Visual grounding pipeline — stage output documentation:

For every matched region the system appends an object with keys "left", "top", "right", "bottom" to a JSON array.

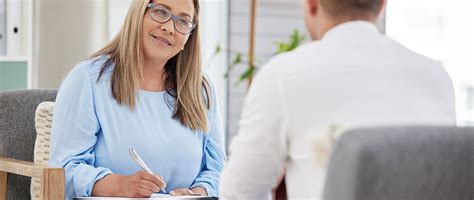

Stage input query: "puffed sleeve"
[
  {"left": 49, "top": 61, "right": 112, "bottom": 199},
  {"left": 190, "top": 76, "right": 227, "bottom": 197}
]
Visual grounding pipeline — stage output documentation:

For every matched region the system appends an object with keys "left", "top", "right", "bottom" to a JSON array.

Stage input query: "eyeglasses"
[{"left": 147, "top": 3, "right": 197, "bottom": 35}]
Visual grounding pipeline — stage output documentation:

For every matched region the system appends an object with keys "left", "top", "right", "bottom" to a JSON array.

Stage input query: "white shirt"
[{"left": 219, "top": 21, "right": 456, "bottom": 200}]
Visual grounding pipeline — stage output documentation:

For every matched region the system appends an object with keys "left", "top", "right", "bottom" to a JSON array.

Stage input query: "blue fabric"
[{"left": 49, "top": 56, "right": 226, "bottom": 199}]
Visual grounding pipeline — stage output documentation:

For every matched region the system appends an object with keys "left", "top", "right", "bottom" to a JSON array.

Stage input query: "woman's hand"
[
  {"left": 120, "top": 171, "right": 166, "bottom": 197},
  {"left": 92, "top": 171, "right": 166, "bottom": 198},
  {"left": 169, "top": 188, "right": 195, "bottom": 196},
  {"left": 170, "top": 186, "right": 207, "bottom": 196}
]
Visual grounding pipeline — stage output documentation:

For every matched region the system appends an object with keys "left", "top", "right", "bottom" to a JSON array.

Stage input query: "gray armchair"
[
  {"left": 0, "top": 89, "right": 64, "bottom": 200},
  {"left": 323, "top": 126, "right": 474, "bottom": 200}
]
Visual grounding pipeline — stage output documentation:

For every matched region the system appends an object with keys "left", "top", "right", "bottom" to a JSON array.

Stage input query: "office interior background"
[{"left": 0, "top": 0, "right": 472, "bottom": 150}]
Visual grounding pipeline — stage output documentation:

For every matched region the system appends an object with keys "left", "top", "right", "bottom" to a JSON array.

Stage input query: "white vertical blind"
[{"left": 226, "top": 0, "right": 306, "bottom": 147}]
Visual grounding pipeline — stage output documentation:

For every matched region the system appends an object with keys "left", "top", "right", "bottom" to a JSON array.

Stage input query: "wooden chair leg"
[
  {"left": 40, "top": 169, "right": 64, "bottom": 200},
  {"left": 0, "top": 171, "right": 7, "bottom": 200}
]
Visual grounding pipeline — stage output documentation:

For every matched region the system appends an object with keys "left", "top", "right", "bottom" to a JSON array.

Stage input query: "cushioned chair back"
[
  {"left": 0, "top": 89, "right": 57, "bottom": 200},
  {"left": 323, "top": 126, "right": 474, "bottom": 200}
]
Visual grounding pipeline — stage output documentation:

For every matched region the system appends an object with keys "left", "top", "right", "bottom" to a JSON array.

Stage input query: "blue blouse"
[{"left": 49, "top": 56, "right": 226, "bottom": 199}]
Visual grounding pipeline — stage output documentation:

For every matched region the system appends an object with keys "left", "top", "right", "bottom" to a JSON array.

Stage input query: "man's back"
[
  {"left": 220, "top": 21, "right": 455, "bottom": 200},
  {"left": 272, "top": 20, "right": 455, "bottom": 197},
  {"left": 278, "top": 21, "right": 454, "bottom": 130}
]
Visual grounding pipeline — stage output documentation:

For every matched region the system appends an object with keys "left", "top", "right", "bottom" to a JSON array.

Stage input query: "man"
[{"left": 219, "top": 0, "right": 456, "bottom": 199}]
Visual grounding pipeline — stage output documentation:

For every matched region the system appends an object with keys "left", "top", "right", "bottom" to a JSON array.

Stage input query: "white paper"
[
  {"left": 151, "top": 193, "right": 207, "bottom": 199},
  {"left": 150, "top": 193, "right": 171, "bottom": 198}
]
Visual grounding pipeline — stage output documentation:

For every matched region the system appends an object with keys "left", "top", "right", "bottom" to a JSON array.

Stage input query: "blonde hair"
[{"left": 90, "top": 0, "right": 211, "bottom": 132}]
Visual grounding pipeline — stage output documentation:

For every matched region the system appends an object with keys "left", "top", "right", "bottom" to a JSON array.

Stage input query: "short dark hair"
[{"left": 321, "top": 0, "right": 383, "bottom": 19}]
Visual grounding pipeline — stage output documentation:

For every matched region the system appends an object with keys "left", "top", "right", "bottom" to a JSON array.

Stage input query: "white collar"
[{"left": 321, "top": 20, "right": 381, "bottom": 42}]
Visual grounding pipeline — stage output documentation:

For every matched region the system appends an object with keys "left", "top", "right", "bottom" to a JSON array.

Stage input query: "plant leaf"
[
  {"left": 214, "top": 43, "right": 222, "bottom": 55},
  {"left": 238, "top": 66, "right": 255, "bottom": 82},
  {"left": 274, "top": 29, "right": 306, "bottom": 55},
  {"left": 232, "top": 53, "right": 242, "bottom": 65}
]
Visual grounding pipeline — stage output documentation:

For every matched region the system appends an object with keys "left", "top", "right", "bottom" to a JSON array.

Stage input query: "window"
[{"left": 386, "top": 0, "right": 474, "bottom": 125}]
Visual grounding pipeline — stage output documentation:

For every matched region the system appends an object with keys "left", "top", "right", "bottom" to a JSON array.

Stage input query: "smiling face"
[{"left": 142, "top": 0, "right": 195, "bottom": 64}]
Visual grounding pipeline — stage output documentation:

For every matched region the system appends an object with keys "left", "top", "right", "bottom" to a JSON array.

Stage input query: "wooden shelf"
[{"left": 0, "top": 56, "right": 28, "bottom": 62}]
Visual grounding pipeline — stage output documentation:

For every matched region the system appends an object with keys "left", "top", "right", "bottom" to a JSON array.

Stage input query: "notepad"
[
  {"left": 151, "top": 193, "right": 207, "bottom": 199},
  {"left": 151, "top": 193, "right": 170, "bottom": 198},
  {"left": 74, "top": 194, "right": 216, "bottom": 199}
]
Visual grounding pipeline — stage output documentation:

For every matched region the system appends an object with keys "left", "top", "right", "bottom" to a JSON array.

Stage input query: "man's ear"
[{"left": 306, "top": 0, "right": 319, "bottom": 16}]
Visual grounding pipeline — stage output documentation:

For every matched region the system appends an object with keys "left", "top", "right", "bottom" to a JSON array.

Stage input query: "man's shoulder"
[
  {"left": 383, "top": 38, "right": 434, "bottom": 62},
  {"left": 259, "top": 41, "right": 323, "bottom": 75},
  {"left": 384, "top": 37, "right": 448, "bottom": 75}
]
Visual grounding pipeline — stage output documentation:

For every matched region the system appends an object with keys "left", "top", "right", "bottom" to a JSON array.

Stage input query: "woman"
[{"left": 49, "top": 0, "right": 225, "bottom": 199}]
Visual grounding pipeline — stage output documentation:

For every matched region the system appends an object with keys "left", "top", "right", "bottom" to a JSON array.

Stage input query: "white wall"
[
  {"left": 33, "top": 0, "right": 108, "bottom": 88},
  {"left": 107, "top": 0, "right": 130, "bottom": 40},
  {"left": 199, "top": 0, "right": 229, "bottom": 132}
]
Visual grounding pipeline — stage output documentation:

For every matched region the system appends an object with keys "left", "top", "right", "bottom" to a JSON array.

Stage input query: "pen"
[{"left": 129, "top": 147, "right": 167, "bottom": 193}]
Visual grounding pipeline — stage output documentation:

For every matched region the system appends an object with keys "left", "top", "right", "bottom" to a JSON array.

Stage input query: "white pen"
[{"left": 129, "top": 147, "right": 167, "bottom": 193}]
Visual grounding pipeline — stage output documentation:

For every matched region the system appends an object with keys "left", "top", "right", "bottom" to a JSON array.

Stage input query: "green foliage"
[
  {"left": 275, "top": 30, "right": 306, "bottom": 55},
  {"left": 239, "top": 64, "right": 256, "bottom": 82},
  {"left": 213, "top": 29, "right": 306, "bottom": 85},
  {"left": 214, "top": 45, "right": 222, "bottom": 54}
]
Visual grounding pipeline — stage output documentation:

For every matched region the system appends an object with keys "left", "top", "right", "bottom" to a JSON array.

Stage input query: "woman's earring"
[{"left": 181, "top": 47, "right": 184, "bottom": 51}]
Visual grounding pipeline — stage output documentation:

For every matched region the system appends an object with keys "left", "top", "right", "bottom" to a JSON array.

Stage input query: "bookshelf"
[{"left": 0, "top": 0, "right": 32, "bottom": 91}]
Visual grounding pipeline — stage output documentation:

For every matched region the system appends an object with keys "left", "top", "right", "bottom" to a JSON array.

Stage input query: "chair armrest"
[
  {"left": 0, "top": 156, "right": 53, "bottom": 178},
  {"left": 0, "top": 156, "right": 64, "bottom": 200}
]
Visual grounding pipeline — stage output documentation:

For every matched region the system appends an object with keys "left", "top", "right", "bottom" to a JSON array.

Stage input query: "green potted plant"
[{"left": 212, "top": 29, "right": 306, "bottom": 86}]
